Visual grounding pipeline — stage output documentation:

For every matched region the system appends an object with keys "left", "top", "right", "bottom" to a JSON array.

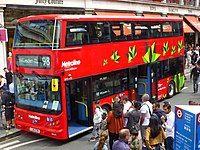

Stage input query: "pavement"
[{"left": 0, "top": 68, "right": 191, "bottom": 142}]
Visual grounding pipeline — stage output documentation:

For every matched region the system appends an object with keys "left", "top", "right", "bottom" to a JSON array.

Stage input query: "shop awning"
[
  {"left": 168, "top": 15, "right": 194, "bottom": 33},
  {"left": 95, "top": 12, "right": 135, "bottom": 16},
  {"left": 143, "top": 13, "right": 161, "bottom": 17},
  {"left": 184, "top": 16, "right": 200, "bottom": 32}
]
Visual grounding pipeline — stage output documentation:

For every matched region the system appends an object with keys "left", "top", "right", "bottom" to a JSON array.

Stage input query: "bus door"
[
  {"left": 137, "top": 64, "right": 148, "bottom": 101},
  {"left": 150, "top": 63, "right": 158, "bottom": 101},
  {"left": 66, "top": 78, "right": 92, "bottom": 137},
  {"left": 137, "top": 63, "right": 158, "bottom": 101},
  {"left": 129, "top": 67, "right": 138, "bottom": 101}
]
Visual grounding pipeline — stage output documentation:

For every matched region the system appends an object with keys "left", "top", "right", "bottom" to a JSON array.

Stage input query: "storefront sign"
[
  {"left": 0, "top": 28, "right": 8, "bottom": 42},
  {"left": 35, "top": 0, "right": 63, "bottom": 5}
]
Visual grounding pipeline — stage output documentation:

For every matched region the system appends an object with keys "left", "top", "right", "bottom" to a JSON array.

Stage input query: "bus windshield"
[
  {"left": 15, "top": 74, "right": 61, "bottom": 114},
  {"left": 13, "top": 20, "right": 60, "bottom": 49}
]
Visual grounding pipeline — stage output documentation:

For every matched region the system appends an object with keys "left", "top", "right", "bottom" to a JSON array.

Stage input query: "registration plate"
[{"left": 30, "top": 127, "right": 40, "bottom": 133}]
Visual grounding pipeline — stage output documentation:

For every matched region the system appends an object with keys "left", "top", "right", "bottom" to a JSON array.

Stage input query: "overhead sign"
[{"left": 0, "top": 28, "right": 8, "bottom": 42}]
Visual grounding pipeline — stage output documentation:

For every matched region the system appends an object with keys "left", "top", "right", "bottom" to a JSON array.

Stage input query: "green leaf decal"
[
  {"left": 142, "top": 42, "right": 160, "bottom": 63},
  {"left": 163, "top": 42, "right": 169, "bottom": 56},
  {"left": 103, "top": 59, "right": 108, "bottom": 66},
  {"left": 127, "top": 46, "right": 137, "bottom": 63},
  {"left": 171, "top": 46, "right": 176, "bottom": 55},
  {"left": 110, "top": 50, "right": 120, "bottom": 63},
  {"left": 178, "top": 40, "right": 183, "bottom": 53}
]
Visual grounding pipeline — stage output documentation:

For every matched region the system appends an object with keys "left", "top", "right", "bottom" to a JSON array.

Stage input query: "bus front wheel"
[{"left": 167, "top": 81, "right": 175, "bottom": 98}]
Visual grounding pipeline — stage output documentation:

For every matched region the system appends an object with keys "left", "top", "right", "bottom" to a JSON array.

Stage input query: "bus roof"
[{"left": 17, "top": 14, "right": 182, "bottom": 22}]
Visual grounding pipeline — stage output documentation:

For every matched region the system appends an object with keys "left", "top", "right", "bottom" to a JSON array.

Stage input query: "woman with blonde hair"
[{"left": 94, "top": 131, "right": 108, "bottom": 150}]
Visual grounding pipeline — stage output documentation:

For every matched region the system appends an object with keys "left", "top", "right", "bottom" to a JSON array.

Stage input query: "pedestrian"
[
  {"left": 112, "top": 95, "right": 124, "bottom": 109},
  {"left": 188, "top": 100, "right": 199, "bottom": 105},
  {"left": 161, "top": 103, "right": 175, "bottom": 150},
  {"left": 190, "top": 63, "right": 200, "bottom": 93},
  {"left": 139, "top": 93, "right": 153, "bottom": 148},
  {"left": 0, "top": 90, "right": 4, "bottom": 129},
  {"left": 122, "top": 96, "right": 132, "bottom": 127},
  {"left": 9, "top": 80, "right": 15, "bottom": 104},
  {"left": 3, "top": 67, "right": 13, "bottom": 90},
  {"left": 129, "top": 127, "right": 140, "bottom": 150},
  {"left": 1, "top": 91, "right": 15, "bottom": 130},
  {"left": 145, "top": 115, "right": 166, "bottom": 150},
  {"left": 152, "top": 102, "right": 167, "bottom": 125},
  {"left": 124, "top": 101, "right": 141, "bottom": 132},
  {"left": 0, "top": 75, "right": 7, "bottom": 92},
  {"left": 94, "top": 130, "right": 109, "bottom": 150},
  {"left": 112, "top": 129, "right": 131, "bottom": 150},
  {"left": 89, "top": 100, "right": 103, "bottom": 142},
  {"left": 107, "top": 102, "right": 124, "bottom": 150}
]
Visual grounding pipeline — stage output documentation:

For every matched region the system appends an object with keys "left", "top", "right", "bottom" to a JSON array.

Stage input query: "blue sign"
[{"left": 174, "top": 105, "right": 200, "bottom": 150}]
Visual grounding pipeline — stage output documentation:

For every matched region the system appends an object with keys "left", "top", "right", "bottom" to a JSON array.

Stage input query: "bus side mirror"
[{"left": 52, "top": 79, "right": 58, "bottom": 92}]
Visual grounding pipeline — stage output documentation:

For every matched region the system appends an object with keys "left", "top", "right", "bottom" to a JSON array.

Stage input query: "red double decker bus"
[{"left": 12, "top": 15, "right": 184, "bottom": 140}]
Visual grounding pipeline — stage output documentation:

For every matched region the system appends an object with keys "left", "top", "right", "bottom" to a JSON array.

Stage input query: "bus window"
[
  {"left": 162, "top": 22, "right": 173, "bottom": 37},
  {"left": 138, "top": 65, "right": 147, "bottom": 78},
  {"left": 150, "top": 22, "right": 162, "bottom": 38},
  {"left": 66, "top": 22, "right": 89, "bottom": 46},
  {"left": 15, "top": 74, "right": 61, "bottom": 114},
  {"left": 130, "top": 68, "right": 138, "bottom": 89},
  {"left": 114, "top": 70, "right": 128, "bottom": 93},
  {"left": 172, "top": 22, "right": 183, "bottom": 36},
  {"left": 110, "top": 22, "right": 132, "bottom": 41},
  {"left": 14, "top": 20, "right": 60, "bottom": 48},
  {"left": 157, "top": 61, "right": 163, "bottom": 79},
  {"left": 133, "top": 22, "right": 150, "bottom": 40},
  {"left": 97, "top": 22, "right": 111, "bottom": 43},
  {"left": 93, "top": 74, "right": 113, "bottom": 100}
]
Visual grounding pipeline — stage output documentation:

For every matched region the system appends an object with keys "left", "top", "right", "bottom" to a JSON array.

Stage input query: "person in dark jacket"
[
  {"left": 190, "top": 63, "right": 200, "bottom": 93},
  {"left": 112, "top": 129, "right": 131, "bottom": 150},
  {"left": 3, "top": 67, "right": 13, "bottom": 90},
  {"left": 1, "top": 91, "right": 15, "bottom": 130},
  {"left": 152, "top": 102, "right": 167, "bottom": 125}
]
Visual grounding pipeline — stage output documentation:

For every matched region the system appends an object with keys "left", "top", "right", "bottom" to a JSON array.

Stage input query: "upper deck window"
[{"left": 13, "top": 20, "right": 60, "bottom": 49}]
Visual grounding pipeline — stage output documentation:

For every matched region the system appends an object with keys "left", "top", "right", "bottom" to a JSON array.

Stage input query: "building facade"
[{"left": 0, "top": 0, "right": 200, "bottom": 74}]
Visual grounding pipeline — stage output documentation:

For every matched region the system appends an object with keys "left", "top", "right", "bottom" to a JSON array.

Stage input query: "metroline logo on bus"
[{"left": 61, "top": 60, "right": 81, "bottom": 68}]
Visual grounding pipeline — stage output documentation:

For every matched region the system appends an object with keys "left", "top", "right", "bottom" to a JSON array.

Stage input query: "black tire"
[{"left": 167, "top": 81, "right": 175, "bottom": 98}]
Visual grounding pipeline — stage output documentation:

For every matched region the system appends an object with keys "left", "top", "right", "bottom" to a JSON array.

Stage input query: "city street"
[{"left": 0, "top": 73, "right": 199, "bottom": 150}]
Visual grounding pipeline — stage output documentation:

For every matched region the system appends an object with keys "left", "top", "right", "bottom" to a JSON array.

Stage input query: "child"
[
  {"left": 94, "top": 130, "right": 108, "bottom": 150},
  {"left": 129, "top": 127, "right": 140, "bottom": 150},
  {"left": 89, "top": 100, "right": 102, "bottom": 142}
]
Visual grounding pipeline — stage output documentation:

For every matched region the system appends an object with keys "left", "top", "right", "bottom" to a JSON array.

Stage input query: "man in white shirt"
[
  {"left": 161, "top": 103, "right": 175, "bottom": 150},
  {"left": 139, "top": 93, "right": 153, "bottom": 142}
]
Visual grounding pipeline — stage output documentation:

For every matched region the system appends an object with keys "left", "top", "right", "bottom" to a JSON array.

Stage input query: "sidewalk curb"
[{"left": 0, "top": 130, "right": 25, "bottom": 142}]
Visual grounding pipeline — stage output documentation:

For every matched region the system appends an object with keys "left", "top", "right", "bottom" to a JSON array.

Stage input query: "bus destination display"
[{"left": 16, "top": 55, "right": 50, "bottom": 68}]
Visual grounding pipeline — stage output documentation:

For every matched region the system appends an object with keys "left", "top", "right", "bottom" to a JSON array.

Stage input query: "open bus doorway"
[
  {"left": 137, "top": 63, "right": 158, "bottom": 102},
  {"left": 66, "top": 78, "right": 93, "bottom": 138}
]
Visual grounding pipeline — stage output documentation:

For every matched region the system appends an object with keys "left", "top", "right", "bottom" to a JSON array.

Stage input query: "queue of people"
[
  {"left": 90, "top": 94, "right": 176, "bottom": 150},
  {"left": 0, "top": 67, "right": 15, "bottom": 130}
]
